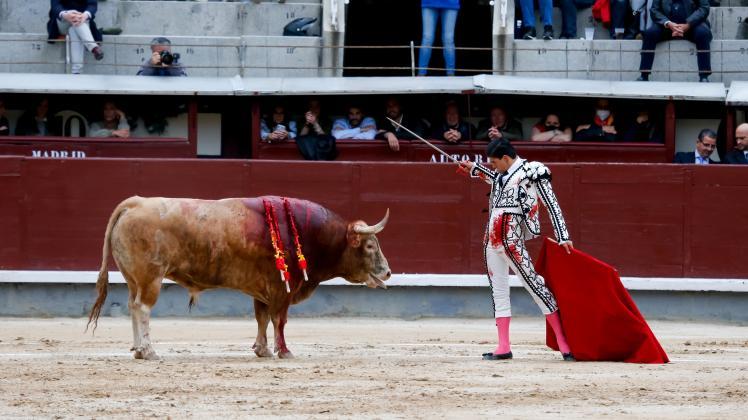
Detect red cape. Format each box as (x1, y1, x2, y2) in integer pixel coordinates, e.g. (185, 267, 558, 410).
(537, 238, 669, 363)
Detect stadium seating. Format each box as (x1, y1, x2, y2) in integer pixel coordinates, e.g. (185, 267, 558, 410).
(0, 0, 746, 82)
(0, 0, 323, 77)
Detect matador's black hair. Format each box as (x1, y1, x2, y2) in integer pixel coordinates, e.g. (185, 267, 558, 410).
(486, 139, 517, 159)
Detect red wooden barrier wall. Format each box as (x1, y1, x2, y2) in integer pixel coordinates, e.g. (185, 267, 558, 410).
(0, 157, 746, 278)
(257, 140, 670, 163)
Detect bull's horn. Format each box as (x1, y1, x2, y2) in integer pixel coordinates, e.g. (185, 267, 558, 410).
(354, 209, 390, 235)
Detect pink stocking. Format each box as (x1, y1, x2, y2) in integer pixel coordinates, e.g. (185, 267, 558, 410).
(494, 317, 511, 354)
(546, 311, 571, 354)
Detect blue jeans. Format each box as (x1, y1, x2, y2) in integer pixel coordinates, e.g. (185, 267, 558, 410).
(519, 0, 553, 28)
(418, 7, 458, 76)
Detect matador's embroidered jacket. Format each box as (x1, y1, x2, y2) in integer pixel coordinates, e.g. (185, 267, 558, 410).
(470, 158, 570, 243)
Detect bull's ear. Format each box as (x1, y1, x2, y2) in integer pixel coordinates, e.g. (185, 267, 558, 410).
(347, 225, 363, 248)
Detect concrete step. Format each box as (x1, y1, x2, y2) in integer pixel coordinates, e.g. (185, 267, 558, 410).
(525, 6, 748, 41)
(0, 33, 321, 77)
(511, 38, 748, 83)
(0, 0, 322, 37)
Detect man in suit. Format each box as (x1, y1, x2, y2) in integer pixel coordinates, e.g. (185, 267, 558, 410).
(637, 0, 712, 82)
(375, 97, 425, 152)
(47, 0, 104, 74)
(724, 123, 748, 164)
(673, 128, 718, 164)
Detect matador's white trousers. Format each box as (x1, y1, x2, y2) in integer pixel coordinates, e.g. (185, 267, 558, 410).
(485, 211, 559, 318)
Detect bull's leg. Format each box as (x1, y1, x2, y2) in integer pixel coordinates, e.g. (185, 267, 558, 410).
(252, 299, 273, 358)
(131, 280, 162, 360)
(271, 306, 293, 359)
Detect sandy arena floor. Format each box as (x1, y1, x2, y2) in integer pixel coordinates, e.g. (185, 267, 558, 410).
(0, 317, 746, 419)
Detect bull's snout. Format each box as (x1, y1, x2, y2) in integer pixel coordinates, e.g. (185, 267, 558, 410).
(384, 270, 392, 280)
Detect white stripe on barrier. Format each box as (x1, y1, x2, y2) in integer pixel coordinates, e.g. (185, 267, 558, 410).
(0, 270, 746, 292)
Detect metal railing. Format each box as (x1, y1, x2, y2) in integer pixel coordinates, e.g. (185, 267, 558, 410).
(2, 37, 747, 77)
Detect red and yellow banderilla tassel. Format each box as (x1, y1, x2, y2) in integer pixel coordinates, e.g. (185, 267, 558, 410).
(283, 197, 309, 282)
(263, 199, 291, 293)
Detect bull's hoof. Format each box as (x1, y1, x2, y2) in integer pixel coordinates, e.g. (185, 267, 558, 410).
(253, 344, 273, 358)
(278, 350, 294, 359)
(133, 348, 160, 360)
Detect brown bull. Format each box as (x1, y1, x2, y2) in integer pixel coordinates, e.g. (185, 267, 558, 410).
(88, 196, 391, 360)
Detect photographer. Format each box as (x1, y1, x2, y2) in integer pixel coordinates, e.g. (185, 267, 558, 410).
(260, 105, 297, 143)
(136, 37, 187, 77)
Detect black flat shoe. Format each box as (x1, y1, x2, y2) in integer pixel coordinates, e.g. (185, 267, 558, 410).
(482, 351, 513, 360)
(562, 352, 576, 361)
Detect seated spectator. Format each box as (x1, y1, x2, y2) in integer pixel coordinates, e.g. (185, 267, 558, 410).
(332, 105, 377, 140)
(137, 37, 187, 77)
(88, 101, 130, 138)
(298, 99, 331, 137)
(376, 97, 425, 152)
(16, 98, 53, 136)
(724, 123, 748, 164)
(0, 99, 9, 136)
(673, 128, 718, 164)
(47, 0, 104, 74)
(296, 99, 337, 161)
(531, 113, 572, 142)
(637, 0, 712, 82)
(476, 106, 523, 141)
(575, 99, 618, 142)
(622, 110, 663, 143)
(260, 105, 297, 143)
(432, 101, 473, 143)
(519, 0, 554, 39)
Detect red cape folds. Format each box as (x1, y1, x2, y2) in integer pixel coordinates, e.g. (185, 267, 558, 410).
(537, 238, 669, 363)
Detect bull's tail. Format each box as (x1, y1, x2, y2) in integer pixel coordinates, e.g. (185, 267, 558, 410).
(86, 196, 141, 332)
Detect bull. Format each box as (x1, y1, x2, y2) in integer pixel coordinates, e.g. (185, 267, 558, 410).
(88, 196, 391, 360)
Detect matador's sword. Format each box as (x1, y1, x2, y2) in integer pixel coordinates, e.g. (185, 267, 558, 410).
(386, 117, 460, 164)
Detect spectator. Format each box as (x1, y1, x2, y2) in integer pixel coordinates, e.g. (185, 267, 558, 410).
(137, 37, 187, 77)
(476, 106, 524, 141)
(432, 101, 473, 143)
(520, 0, 554, 40)
(637, 0, 712, 82)
(16, 98, 52, 136)
(332, 105, 377, 140)
(622, 110, 663, 142)
(376, 97, 425, 152)
(298, 99, 331, 137)
(261, 105, 297, 143)
(531, 113, 572, 142)
(610, 0, 641, 39)
(673, 128, 718, 164)
(47, 0, 104, 74)
(88, 101, 130, 138)
(418, 0, 460, 76)
(724, 123, 748, 164)
(0, 99, 9, 136)
(558, 0, 594, 39)
(296, 99, 337, 161)
(575, 99, 618, 142)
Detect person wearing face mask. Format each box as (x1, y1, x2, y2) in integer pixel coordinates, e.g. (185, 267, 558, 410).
(623, 110, 663, 143)
(457, 139, 575, 362)
(575, 99, 618, 142)
(531, 113, 572, 142)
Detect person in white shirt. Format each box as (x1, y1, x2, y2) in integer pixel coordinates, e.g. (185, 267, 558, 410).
(331, 106, 377, 140)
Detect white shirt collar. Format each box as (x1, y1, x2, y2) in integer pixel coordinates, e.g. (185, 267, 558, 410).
(503, 157, 524, 177)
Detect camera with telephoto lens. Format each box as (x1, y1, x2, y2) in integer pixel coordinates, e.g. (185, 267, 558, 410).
(159, 51, 180, 66)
